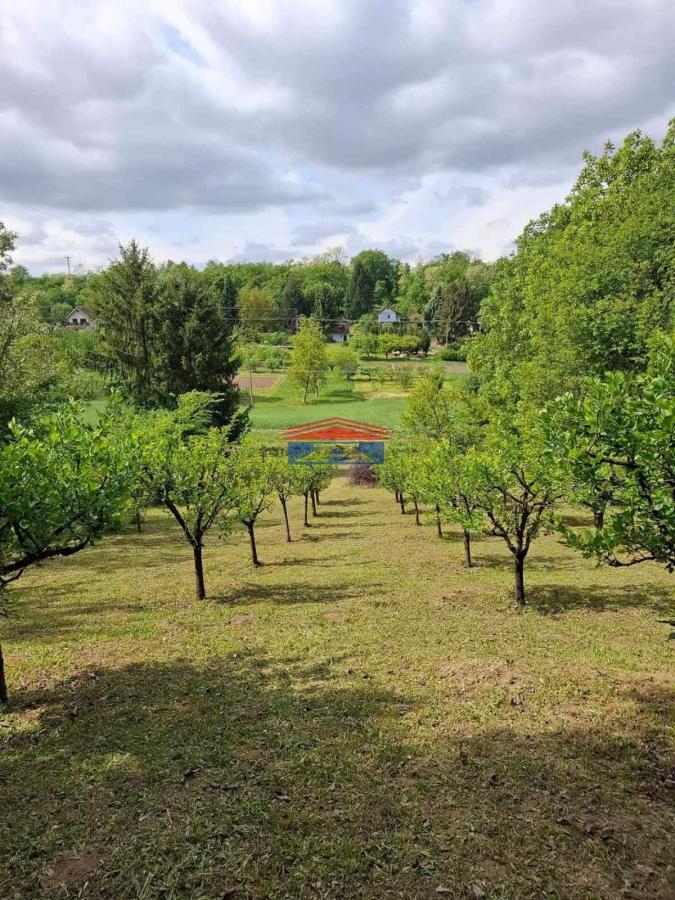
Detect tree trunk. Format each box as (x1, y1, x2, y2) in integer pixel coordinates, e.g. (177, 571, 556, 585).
(395, 490, 400, 504)
(304, 492, 310, 527)
(135, 508, 142, 533)
(193, 543, 206, 600)
(593, 508, 605, 529)
(303, 382, 308, 404)
(514, 555, 526, 606)
(280, 496, 292, 542)
(463, 529, 473, 568)
(435, 504, 443, 538)
(413, 499, 421, 526)
(399, 494, 406, 515)
(310, 490, 318, 517)
(0, 644, 8, 706)
(315, 490, 321, 506)
(246, 522, 260, 566)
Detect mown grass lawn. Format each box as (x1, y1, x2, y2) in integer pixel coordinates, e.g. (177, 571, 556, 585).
(246, 374, 410, 436)
(1, 478, 673, 899)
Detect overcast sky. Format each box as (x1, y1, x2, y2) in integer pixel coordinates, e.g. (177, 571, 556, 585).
(1, 0, 673, 273)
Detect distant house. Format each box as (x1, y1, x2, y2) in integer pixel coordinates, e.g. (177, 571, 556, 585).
(377, 306, 405, 326)
(328, 316, 351, 342)
(65, 306, 95, 330)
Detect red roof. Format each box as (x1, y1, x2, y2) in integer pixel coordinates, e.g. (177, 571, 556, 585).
(283, 417, 390, 441)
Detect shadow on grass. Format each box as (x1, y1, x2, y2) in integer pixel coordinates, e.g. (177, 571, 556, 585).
(1, 653, 672, 899)
(528, 583, 675, 615)
(212, 580, 380, 607)
(321, 498, 371, 507)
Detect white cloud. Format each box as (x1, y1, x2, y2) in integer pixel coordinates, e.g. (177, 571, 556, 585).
(1, 0, 672, 271)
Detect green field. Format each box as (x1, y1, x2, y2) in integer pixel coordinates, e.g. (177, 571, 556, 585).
(84, 359, 467, 436)
(247, 376, 408, 434)
(246, 364, 466, 435)
(1, 477, 673, 898)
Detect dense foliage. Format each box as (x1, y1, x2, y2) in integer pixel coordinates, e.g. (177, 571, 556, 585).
(544, 334, 675, 571)
(470, 124, 675, 412)
(0, 405, 138, 701)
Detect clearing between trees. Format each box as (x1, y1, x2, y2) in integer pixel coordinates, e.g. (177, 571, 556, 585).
(1, 477, 672, 899)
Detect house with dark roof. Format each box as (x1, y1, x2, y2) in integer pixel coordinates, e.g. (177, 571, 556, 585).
(328, 316, 352, 342)
(65, 306, 95, 330)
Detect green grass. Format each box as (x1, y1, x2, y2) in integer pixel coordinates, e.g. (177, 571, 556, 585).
(1, 479, 673, 898)
(247, 373, 410, 435)
(245, 365, 469, 435)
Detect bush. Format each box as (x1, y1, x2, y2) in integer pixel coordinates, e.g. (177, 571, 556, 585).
(59, 368, 109, 401)
(258, 331, 291, 346)
(437, 343, 467, 361)
(349, 462, 378, 486)
(394, 367, 415, 390)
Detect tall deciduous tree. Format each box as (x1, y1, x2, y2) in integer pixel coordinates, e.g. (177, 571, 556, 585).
(543, 333, 675, 571)
(0, 226, 59, 431)
(238, 286, 276, 335)
(469, 124, 675, 413)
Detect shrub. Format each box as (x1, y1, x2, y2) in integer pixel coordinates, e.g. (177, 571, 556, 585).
(437, 343, 467, 361)
(349, 462, 378, 486)
(258, 331, 291, 346)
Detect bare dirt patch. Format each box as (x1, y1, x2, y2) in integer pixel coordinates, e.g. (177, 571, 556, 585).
(235, 374, 280, 390)
(324, 610, 345, 621)
(47, 851, 99, 886)
(230, 614, 256, 626)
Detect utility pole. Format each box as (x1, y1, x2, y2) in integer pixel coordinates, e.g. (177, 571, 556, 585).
(65, 256, 71, 276)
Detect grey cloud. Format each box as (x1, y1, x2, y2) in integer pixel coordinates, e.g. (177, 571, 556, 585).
(0, 0, 673, 268)
(290, 220, 356, 247)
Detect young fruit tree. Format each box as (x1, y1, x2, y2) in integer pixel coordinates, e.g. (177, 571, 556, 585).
(308, 461, 335, 514)
(401, 452, 425, 526)
(0, 408, 136, 704)
(379, 444, 409, 514)
(229, 442, 275, 566)
(543, 333, 675, 570)
(143, 398, 237, 599)
(463, 427, 560, 605)
(417, 441, 485, 566)
(268, 454, 305, 542)
(289, 317, 329, 403)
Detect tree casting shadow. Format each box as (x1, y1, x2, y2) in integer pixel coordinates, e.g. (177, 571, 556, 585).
(1, 653, 672, 899)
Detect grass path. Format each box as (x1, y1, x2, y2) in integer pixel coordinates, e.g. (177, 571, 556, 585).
(1, 478, 673, 898)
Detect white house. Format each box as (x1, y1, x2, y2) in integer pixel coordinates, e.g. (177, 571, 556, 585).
(377, 306, 404, 326)
(65, 306, 95, 330)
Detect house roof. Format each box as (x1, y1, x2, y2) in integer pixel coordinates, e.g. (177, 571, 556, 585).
(329, 317, 351, 331)
(283, 417, 390, 442)
(67, 306, 93, 318)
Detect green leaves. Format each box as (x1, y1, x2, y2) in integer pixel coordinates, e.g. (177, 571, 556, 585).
(469, 124, 675, 414)
(288, 318, 329, 402)
(0, 406, 137, 587)
(543, 333, 675, 570)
